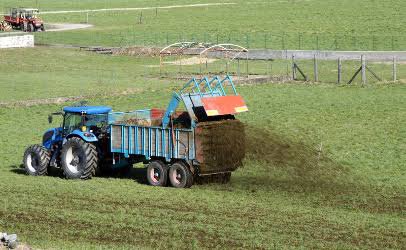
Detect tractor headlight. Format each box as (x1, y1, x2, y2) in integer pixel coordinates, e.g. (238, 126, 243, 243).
(81, 126, 87, 132)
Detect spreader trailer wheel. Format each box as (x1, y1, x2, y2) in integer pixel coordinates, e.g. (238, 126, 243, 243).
(168, 161, 194, 188)
(23, 144, 50, 176)
(146, 160, 168, 187)
(60, 137, 98, 179)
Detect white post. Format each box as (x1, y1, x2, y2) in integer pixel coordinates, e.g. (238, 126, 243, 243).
(313, 54, 318, 82)
(361, 55, 366, 84)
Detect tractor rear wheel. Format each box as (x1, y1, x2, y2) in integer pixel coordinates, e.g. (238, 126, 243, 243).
(23, 144, 50, 176)
(146, 160, 168, 186)
(61, 137, 98, 179)
(168, 162, 193, 188)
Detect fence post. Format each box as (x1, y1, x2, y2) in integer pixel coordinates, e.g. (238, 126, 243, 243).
(246, 59, 249, 77)
(292, 55, 296, 80)
(139, 11, 143, 24)
(393, 56, 397, 82)
(316, 35, 319, 50)
(313, 54, 318, 82)
(237, 59, 240, 78)
(361, 55, 366, 84)
(337, 57, 342, 84)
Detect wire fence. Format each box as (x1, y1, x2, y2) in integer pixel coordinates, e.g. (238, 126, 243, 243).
(31, 30, 406, 51)
(157, 53, 405, 85)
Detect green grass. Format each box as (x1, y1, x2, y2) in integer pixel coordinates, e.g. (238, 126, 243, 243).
(0, 47, 168, 102)
(0, 70, 405, 248)
(1, 47, 405, 103)
(1, 0, 406, 50)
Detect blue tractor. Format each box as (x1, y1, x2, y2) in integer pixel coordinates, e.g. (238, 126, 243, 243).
(23, 76, 248, 187)
(23, 106, 120, 179)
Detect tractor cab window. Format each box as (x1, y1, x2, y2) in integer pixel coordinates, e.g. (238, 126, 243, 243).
(63, 113, 82, 134)
(84, 114, 108, 129)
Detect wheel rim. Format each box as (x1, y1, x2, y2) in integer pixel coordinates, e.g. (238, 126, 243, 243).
(65, 146, 82, 174)
(26, 153, 38, 173)
(149, 167, 161, 183)
(171, 167, 184, 185)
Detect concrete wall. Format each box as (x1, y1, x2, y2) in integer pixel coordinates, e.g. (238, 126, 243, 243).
(0, 35, 34, 49)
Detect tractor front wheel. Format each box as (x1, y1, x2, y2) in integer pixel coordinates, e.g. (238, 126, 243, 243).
(146, 160, 168, 186)
(20, 23, 26, 32)
(61, 137, 98, 179)
(168, 162, 193, 188)
(23, 145, 50, 176)
(27, 23, 34, 32)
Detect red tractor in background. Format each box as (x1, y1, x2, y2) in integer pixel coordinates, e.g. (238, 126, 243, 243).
(3, 8, 45, 32)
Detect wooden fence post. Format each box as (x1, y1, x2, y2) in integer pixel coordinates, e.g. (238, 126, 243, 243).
(361, 55, 366, 84)
(393, 56, 397, 82)
(237, 59, 240, 77)
(313, 54, 318, 82)
(337, 57, 342, 84)
(292, 55, 296, 80)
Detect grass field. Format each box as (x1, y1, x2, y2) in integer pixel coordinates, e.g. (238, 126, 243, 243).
(0, 0, 405, 249)
(0, 79, 405, 249)
(1, 0, 406, 50)
(1, 47, 405, 104)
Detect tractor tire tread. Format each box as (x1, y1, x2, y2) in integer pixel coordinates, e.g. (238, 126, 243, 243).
(61, 137, 98, 180)
(23, 144, 50, 176)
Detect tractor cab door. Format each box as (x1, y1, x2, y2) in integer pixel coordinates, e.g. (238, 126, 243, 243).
(63, 113, 83, 136)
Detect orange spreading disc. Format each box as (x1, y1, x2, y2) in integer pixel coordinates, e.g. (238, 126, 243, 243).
(201, 95, 248, 116)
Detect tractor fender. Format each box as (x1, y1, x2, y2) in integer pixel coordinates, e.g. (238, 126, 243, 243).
(64, 129, 98, 143)
(42, 127, 63, 149)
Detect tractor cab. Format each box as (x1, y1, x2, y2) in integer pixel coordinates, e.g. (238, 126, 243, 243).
(61, 106, 112, 136)
(46, 106, 112, 148)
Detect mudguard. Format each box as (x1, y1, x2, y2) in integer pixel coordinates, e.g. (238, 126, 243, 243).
(42, 127, 63, 149)
(64, 129, 98, 143)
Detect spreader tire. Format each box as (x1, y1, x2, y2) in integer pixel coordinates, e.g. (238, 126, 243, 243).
(23, 144, 50, 176)
(146, 160, 168, 186)
(61, 137, 98, 179)
(169, 162, 193, 188)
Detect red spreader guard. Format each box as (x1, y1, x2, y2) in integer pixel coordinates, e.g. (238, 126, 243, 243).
(201, 95, 248, 116)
